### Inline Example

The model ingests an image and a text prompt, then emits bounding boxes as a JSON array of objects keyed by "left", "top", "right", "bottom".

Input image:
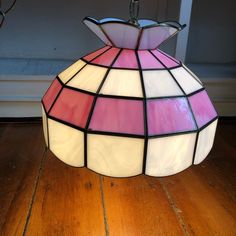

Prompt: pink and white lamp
[{"left": 42, "top": 0, "right": 218, "bottom": 177}]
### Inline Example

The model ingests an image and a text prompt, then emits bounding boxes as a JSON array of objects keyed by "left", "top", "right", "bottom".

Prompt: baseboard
[{"left": 0, "top": 75, "right": 52, "bottom": 117}]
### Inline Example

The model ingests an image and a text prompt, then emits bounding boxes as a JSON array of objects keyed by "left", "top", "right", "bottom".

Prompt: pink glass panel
[
  {"left": 138, "top": 51, "right": 164, "bottom": 69},
  {"left": 50, "top": 88, "right": 94, "bottom": 128},
  {"left": 43, "top": 79, "right": 62, "bottom": 112},
  {"left": 189, "top": 90, "right": 217, "bottom": 128},
  {"left": 151, "top": 50, "right": 179, "bottom": 68},
  {"left": 147, "top": 98, "right": 196, "bottom": 135},
  {"left": 83, "top": 46, "right": 110, "bottom": 62},
  {"left": 113, "top": 49, "right": 138, "bottom": 69},
  {"left": 92, "top": 47, "right": 120, "bottom": 66},
  {"left": 89, "top": 98, "right": 144, "bottom": 135},
  {"left": 158, "top": 49, "right": 179, "bottom": 63}
]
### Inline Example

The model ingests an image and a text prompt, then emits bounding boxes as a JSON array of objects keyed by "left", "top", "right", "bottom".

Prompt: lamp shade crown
[{"left": 83, "top": 17, "right": 186, "bottom": 50}]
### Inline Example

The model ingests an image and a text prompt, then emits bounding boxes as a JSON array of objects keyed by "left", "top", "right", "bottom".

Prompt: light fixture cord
[
  {"left": 0, "top": 0, "right": 17, "bottom": 28},
  {"left": 129, "top": 0, "right": 139, "bottom": 26},
  {"left": 0, "top": 10, "right": 5, "bottom": 27}
]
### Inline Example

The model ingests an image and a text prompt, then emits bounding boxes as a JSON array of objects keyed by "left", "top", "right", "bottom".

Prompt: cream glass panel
[
  {"left": 48, "top": 119, "right": 84, "bottom": 167},
  {"left": 100, "top": 69, "right": 143, "bottom": 97},
  {"left": 171, "top": 67, "right": 203, "bottom": 94},
  {"left": 194, "top": 120, "right": 218, "bottom": 165},
  {"left": 67, "top": 65, "right": 107, "bottom": 93},
  {"left": 182, "top": 64, "right": 203, "bottom": 85},
  {"left": 42, "top": 106, "right": 48, "bottom": 147},
  {"left": 88, "top": 134, "right": 144, "bottom": 177},
  {"left": 102, "top": 23, "right": 140, "bottom": 49},
  {"left": 146, "top": 133, "right": 196, "bottom": 177},
  {"left": 58, "top": 60, "right": 86, "bottom": 83},
  {"left": 143, "top": 70, "right": 184, "bottom": 98}
]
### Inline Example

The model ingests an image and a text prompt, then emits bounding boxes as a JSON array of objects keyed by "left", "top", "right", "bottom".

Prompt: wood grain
[
  {"left": 25, "top": 151, "right": 105, "bottom": 236},
  {"left": 161, "top": 120, "right": 236, "bottom": 236},
  {"left": 0, "top": 123, "right": 45, "bottom": 236},
  {"left": 102, "top": 175, "right": 184, "bottom": 236}
]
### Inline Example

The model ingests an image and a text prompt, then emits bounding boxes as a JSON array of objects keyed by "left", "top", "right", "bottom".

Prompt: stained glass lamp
[{"left": 42, "top": 1, "right": 218, "bottom": 177}]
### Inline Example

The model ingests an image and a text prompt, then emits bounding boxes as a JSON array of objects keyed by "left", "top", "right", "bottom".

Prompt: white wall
[
  {"left": 186, "top": 0, "right": 236, "bottom": 63},
  {"left": 0, "top": 0, "right": 172, "bottom": 59},
  {"left": 1, "top": 0, "right": 235, "bottom": 62}
]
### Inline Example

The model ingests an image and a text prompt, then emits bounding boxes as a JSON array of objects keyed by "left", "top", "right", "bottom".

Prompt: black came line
[
  {"left": 135, "top": 50, "right": 149, "bottom": 174},
  {"left": 46, "top": 115, "right": 218, "bottom": 141},
  {"left": 81, "top": 57, "right": 182, "bottom": 71}
]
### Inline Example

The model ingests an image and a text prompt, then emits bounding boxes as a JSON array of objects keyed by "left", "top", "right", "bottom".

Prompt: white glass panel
[
  {"left": 88, "top": 134, "right": 144, "bottom": 177},
  {"left": 182, "top": 64, "right": 203, "bottom": 85},
  {"left": 100, "top": 69, "right": 143, "bottom": 97},
  {"left": 171, "top": 67, "right": 203, "bottom": 94},
  {"left": 139, "top": 26, "right": 177, "bottom": 50},
  {"left": 83, "top": 19, "right": 112, "bottom": 46},
  {"left": 42, "top": 106, "right": 48, "bottom": 147},
  {"left": 58, "top": 60, "right": 86, "bottom": 83},
  {"left": 48, "top": 119, "right": 84, "bottom": 167},
  {"left": 143, "top": 70, "right": 184, "bottom": 98},
  {"left": 194, "top": 120, "right": 218, "bottom": 165},
  {"left": 146, "top": 133, "right": 196, "bottom": 177},
  {"left": 102, "top": 23, "right": 140, "bottom": 49},
  {"left": 67, "top": 65, "right": 107, "bottom": 93}
]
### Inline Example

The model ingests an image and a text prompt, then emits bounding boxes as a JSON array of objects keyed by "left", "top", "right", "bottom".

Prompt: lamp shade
[{"left": 42, "top": 17, "right": 218, "bottom": 177}]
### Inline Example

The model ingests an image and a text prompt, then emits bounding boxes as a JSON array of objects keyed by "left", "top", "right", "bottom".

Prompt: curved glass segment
[
  {"left": 87, "top": 134, "right": 144, "bottom": 177},
  {"left": 139, "top": 26, "right": 178, "bottom": 49},
  {"left": 188, "top": 90, "right": 217, "bottom": 128},
  {"left": 138, "top": 50, "right": 164, "bottom": 69},
  {"left": 143, "top": 70, "right": 184, "bottom": 98},
  {"left": 147, "top": 98, "right": 197, "bottom": 135},
  {"left": 194, "top": 120, "right": 218, "bottom": 165},
  {"left": 42, "top": 78, "right": 62, "bottom": 112},
  {"left": 48, "top": 119, "right": 85, "bottom": 167},
  {"left": 100, "top": 69, "right": 143, "bottom": 97},
  {"left": 89, "top": 97, "right": 144, "bottom": 135},
  {"left": 146, "top": 133, "right": 196, "bottom": 176},
  {"left": 49, "top": 88, "right": 94, "bottom": 128},
  {"left": 113, "top": 49, "right": 138, "bottom": 69}
]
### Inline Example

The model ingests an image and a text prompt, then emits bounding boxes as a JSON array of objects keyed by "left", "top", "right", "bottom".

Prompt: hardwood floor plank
[
  {"left": 161, "top": 120, "right": 236, "bottom": 236},
  {"left": 0, "top": 123, "right": 45, "bottom": 236},
  {"left": 25, "top": 151, "right": 105, "bottom": 236},
  {"left": 0, "top": 123, "right": 7, "bottom": 139},
  {"left": 102, "top": 175, "right": 185, "bottom": 236}
]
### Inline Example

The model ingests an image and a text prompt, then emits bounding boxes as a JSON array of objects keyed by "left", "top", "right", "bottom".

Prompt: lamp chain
[
  {"left": 129, "top": 0, "right": 140, "bottom": 26},
  {"left": 0, "top": 0, "right": 17, "bottom": 28}
]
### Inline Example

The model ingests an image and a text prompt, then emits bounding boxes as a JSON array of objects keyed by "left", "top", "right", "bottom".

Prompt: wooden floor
[{"left": 0, "top": 119, "right": 236, "bottom": 236}]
